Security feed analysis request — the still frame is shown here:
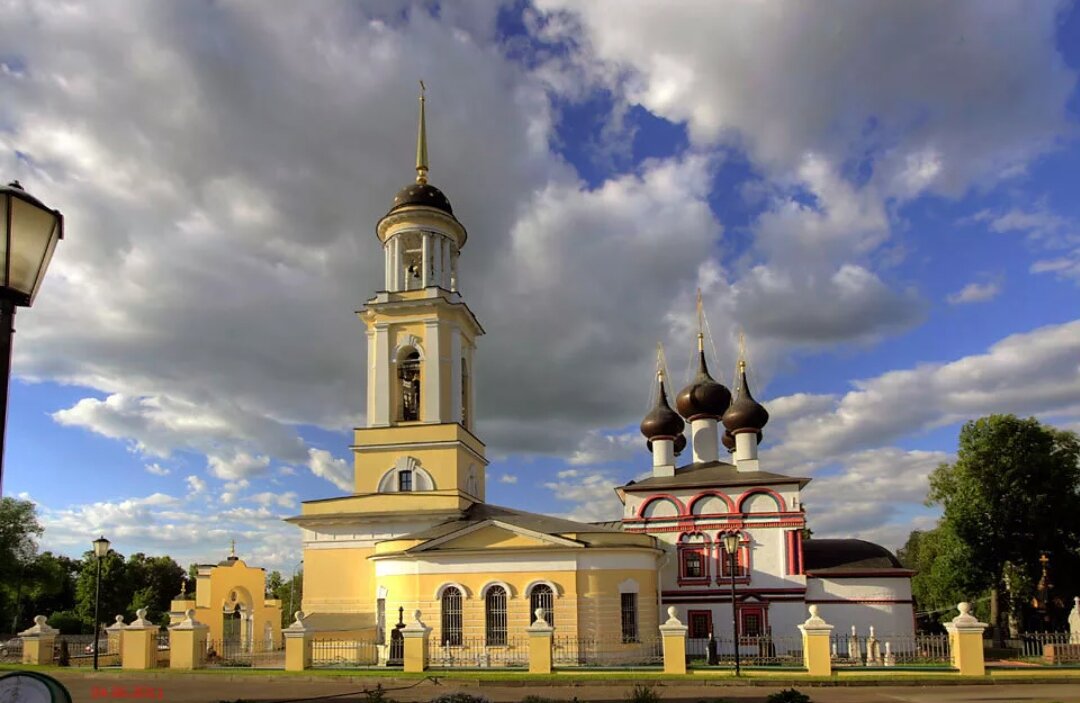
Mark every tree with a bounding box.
[898,524,986,630]
[0,497,44,631]
[74,550,127,633]
[928,415,1080,642]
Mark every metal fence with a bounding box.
[687,634,803,667]
[0,636,22,663]
[204,639,285,669]
[991,632,1080,664]
[429,636,529,668]
[552,635,663,668]
[309,639,379,668]
[831,632,951,666]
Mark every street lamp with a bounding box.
[721,532,741,676]
[92,535,110,671]
[0,180,64,496]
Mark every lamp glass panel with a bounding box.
[7,196,60,297]
[721,533,739,553]
[93,537,111,557]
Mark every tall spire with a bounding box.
[696,289,705,353]
[416,80,429,184]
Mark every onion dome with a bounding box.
[389,181,454,215]
[676,336,732,420]
[722,360,769,434]
[674,433,687,455]
[722,430,735,452]
[641,378,685,440]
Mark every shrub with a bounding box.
[522,697,566,703]
[626,684,661,703]
[365,684,395,703]
[765,689,811,703]
[430,694,491,703]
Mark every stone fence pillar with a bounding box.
[797,605,834,676]
[169,609,209,669]
[106,615,126,656]
[945,602,988,676]
[122,609,159,670]
[527,608,554,674]
[402,609,431,673]
[19,615,59,666]
[659,606,688,675]
[283,611,313,671]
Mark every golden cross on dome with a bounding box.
[416,80,429,184]
[696,288,705,352]
[230,539,236,557]
[737,331,747,373]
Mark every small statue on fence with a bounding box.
[865,625,882,666]
[706,631,718,666]
[1070,596,1080,644]
[847,625,861,663]
[883,641,896,667]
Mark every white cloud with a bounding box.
[544,470,624,523]
[248,491,298,509]
[185,475,206,496]
[144,463,170,476]
[207,452,270,482]
[568,431,642,466]
[947,280,1002,305]
[497,474,518,485]
[1031,251,1080,284]
[306,448,352,493]
[973,206,1079,247]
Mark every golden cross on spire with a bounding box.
[696,288,705,352]
[416,80,429,184]
[737,330,747,373]
[230,539,236,557]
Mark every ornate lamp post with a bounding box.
[92,535,110,670]
[721,532,741,676]
[0,181,64,496]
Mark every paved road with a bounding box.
[36,673,1080,703]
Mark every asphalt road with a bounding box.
[33,672,1080,703]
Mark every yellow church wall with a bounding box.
[303,547,376,615]
[299,492,468,517]
[427,529,561,551]
[354,424,485,456]
[575,569,659,644]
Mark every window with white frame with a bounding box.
[485,586,508,646]
[440,587,463,646]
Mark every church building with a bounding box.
[286,90,914,654]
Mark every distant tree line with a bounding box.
[898,414,1080,640]
[0,498,185,634]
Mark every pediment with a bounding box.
[410,520,583,552]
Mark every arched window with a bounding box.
[485,585,507,646]
[461,359,470,430]
[399,350,421,421]
[441,587,463,646]
[529,584,554,627]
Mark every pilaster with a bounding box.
[401,609,431,673]
[797,606,834,676]
[945,602,988,676]
[169,609,209,669]
[19,615,58,666]
[423,320,442,422]
[527,608,555,674]
[658,607,688,675]
[122,609,159,670]
[283,611,313,671]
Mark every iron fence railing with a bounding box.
[204,639,285,668]
[687,634,803,667]
[0,636,23,663]
[309,639,379,668]
[831,632,950,666]
[991,632,1080,664]
[552,635,663,668]
[429,636,529,668]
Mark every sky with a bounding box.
[2,0,1079,573]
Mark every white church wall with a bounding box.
[806,576,915,637]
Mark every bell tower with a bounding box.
[355,84,486,503]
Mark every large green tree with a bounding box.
[898,524,986,629]
[928,414,1080,641]
[0,497,45,631]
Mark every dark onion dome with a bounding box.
[641,379,685,440]
[389,181,454,216]
[676,342,732,420]
[723,360,769,433]
[801,539,904,571]
[722,430,735,452]
[647,432,687,455]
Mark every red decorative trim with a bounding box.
[622,520,805,532]
[736,487,787,513]
[804,598,913,605]
[785,531,794,575]
[687,491,736,516]
[737,604,767,639]
[796,531,804,575]
[636,494,687,519]
[677,532,711,585]
[663,586,806,597]
[664,595,806,604]
[805,569,915,578]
